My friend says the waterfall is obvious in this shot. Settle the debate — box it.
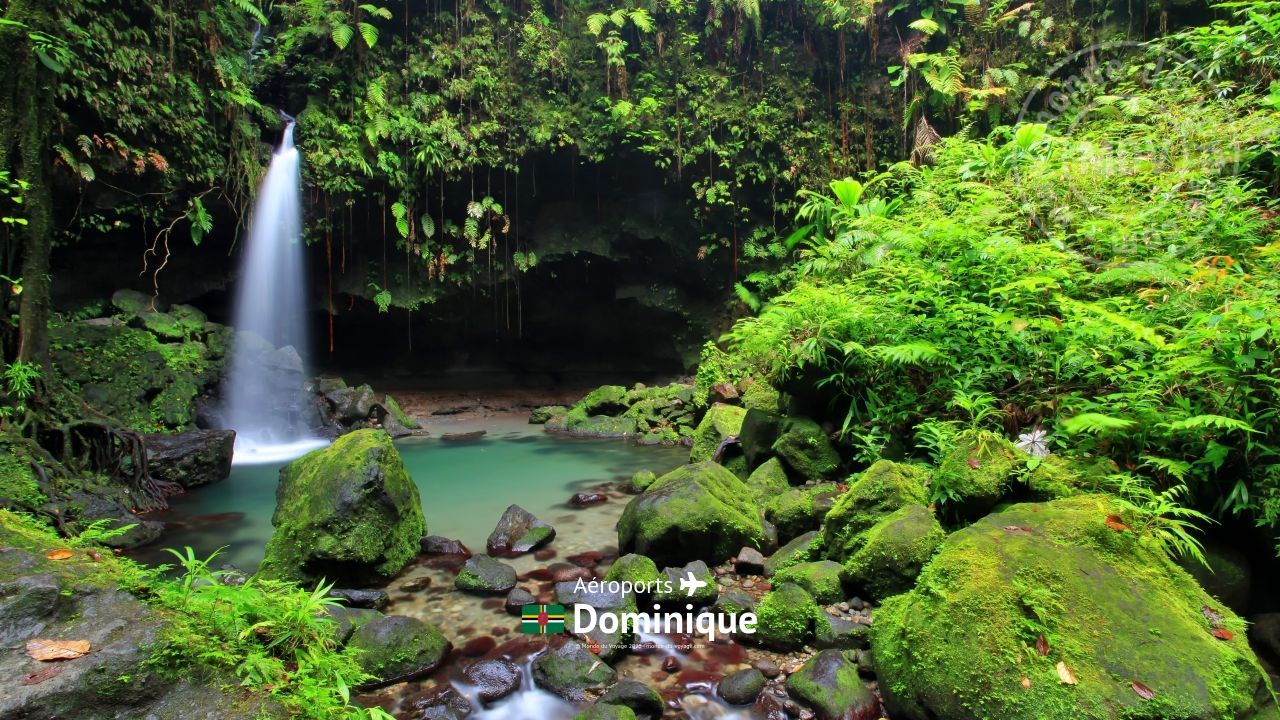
[221,122,327,464]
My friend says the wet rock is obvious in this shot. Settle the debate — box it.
[770,417,840,483]
[442,430,487,442]
[349,615,450,688]
[402,576,433,592]
[462,659,521,704]
[574,704,637,720]
[753,583,818,650]
[617,462,765,566]
[598,678,665,720]
[842,504,944,600]
[552,565,595,583]
[505,588,536,615]
[814,613,869,650]
[531,640,617,702]
[0,573,61,645]
[570,492,609,508]
[327,384,378,422]
[661,656,681,673]
[487,504,556,556]
[323,605,380,644]
[714,589,757,616]
[719,668,766,705]
[327,588,389,610]
[785,650,878,720]
[629,470,657,493]
[568,551,605,567]
[456,555,518,594]
[64,490,163,549]
[382,394,421,430]
[421,535,472,557]
[771,561,848,605]
[753,659,781,679]
[143,429,235,489]
[555,580,629,610]
[734,547,766,575]
[258,430,425,585]
[409,685,474,720]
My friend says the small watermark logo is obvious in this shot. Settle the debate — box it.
[1012,40,1237,241]
[520,604,566,634]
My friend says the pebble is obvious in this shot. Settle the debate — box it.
[401,576,433,592]
[662,656,682,673]
[754,659,781,679]
[837,602,850,612]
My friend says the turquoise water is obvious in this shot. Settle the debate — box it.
[140,415,686,571]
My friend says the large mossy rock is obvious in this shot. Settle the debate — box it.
[348,615,450,688]
[745,457,791,501]
[617,461,765,566]
[689,404,747,462]
[772,560,848,605]
[771,417,840,482]
[785,649,879,720]
[752,581,819,650]
[765,483,841,542]
[142,429,235,489]
[871,495,1279,720]
[843,504,944,599]
[532,640,618,702]
[258,430,425,584]
[933,430,1023,514]
[821,460,928,563]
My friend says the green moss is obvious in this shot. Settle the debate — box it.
[746,457,791,501]
[765,530,821,576]
[821,460,929,563]
[753,582,819,650]
[765,483,840,540]
[574,704,637,720]
[933,430,1022,512]
[348,616,449,683]
[382,395,420,429]
[258,430,426,583]
[773,560,848,604]
[771,417,840,482]
[690,404,748,463]
[630,470,657,492]
[739,377,781,413]
[617,461,765,566]
[604,553,660,587]
[0,441,46,511]
[843,504,944,599]
[870,495,1277,720]
[785,650,875,720]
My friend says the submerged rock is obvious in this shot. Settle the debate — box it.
[327,588,389,610]
[486,504,556,556]
[871,495,1279,720]
[617,461,765,566]
[718,668,766,705]
[462,659,521,704]
[349,615,450,688]
[143,429,235,489]
[455,555,518,594]
[258,429,426,584]
[786,649,879,720]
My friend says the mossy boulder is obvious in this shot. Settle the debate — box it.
[531,640,618,702]
[1023,454,1118,501]
[575,385,629,416]
[529,405,568,424]
[771,417,840,482]
[348,615,450,688]
[617,461,765,566]
[765,483,841,541]
[786,649,879,720]
[719,668,767,705]
[764,530,820,577]
[382,394,420,430]
[258,430,426,584]
[603,554,660,593]
[655,560,717,605]
[455,555,518,594]
[739,377,781,413]
[871,495,1278,720]
[934,430,1023,514]
[598,679,664,719]
[689,404,747,463]
[753,582,819,650]
[574,705,636,720]
[772,560,848,604]
[745,457,791,501]
[844,504,944,599]
[629,470,657,492]
[822,460,929,564]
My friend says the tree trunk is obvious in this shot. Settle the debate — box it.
[0,0,56,367]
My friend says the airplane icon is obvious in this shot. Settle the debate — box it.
[679,571,708,597]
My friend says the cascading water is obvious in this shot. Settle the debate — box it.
[221,121,328,464]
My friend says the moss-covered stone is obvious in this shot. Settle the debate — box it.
[348,615,450,688]
[531,640,618,702]
[529,405,568,424]
[689,404,747,463]
[603,553,660,589]
[765,483,840,541]
[573,704,637,720]
[821,460,929,564]
[455,554,518,594]
[753,582,819,650]
[934,430,1022,513]
[772,560,848,604]
[655,560,717,605]
[575,385,630,416]
[771,417,840,482]
[764,530,821,577]
[844,504,944,599]
[1024,454,1118,501]
[381,394,420,430]
[629,470,657,492]
[745,457,791,502]
[617,461,765,566]
[0,440,46,512]
[258,430,426,584]
[870,495,1278,720]
[785,649,878,720]
[739,377,781,413]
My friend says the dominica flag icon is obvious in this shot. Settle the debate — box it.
[521,604,566,634]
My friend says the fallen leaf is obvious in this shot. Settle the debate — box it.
[967,458,981,469]
[1056,661,1078,685]
[1132,680,1155,700]
[44,549,73,561]
[1003,525,1033,533]
[1202,605,1224,627]
[86,550,101,562]
[1211,628,1234,641]
[1020,675,1032,689]
[1104,514,1129,532]
[25,639,91,661]
[20,665,64,686]
[1036,634,1050,657]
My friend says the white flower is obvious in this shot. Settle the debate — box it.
[1016,428,1050,458]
